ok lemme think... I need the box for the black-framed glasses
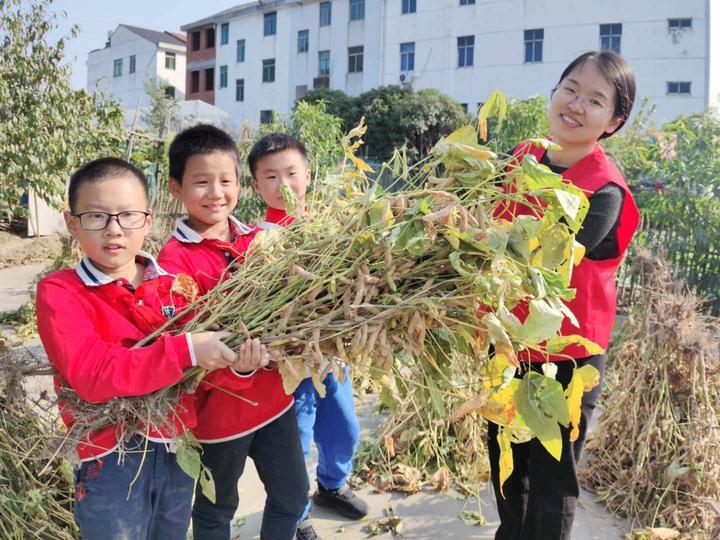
[72,211,150,231]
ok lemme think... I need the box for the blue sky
[48,0,237,88]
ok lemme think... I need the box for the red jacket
[36,253,198,461]
[496,141,639,360]
[158,216,294,443]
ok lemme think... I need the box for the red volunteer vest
[497,141,639,360]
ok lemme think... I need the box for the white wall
[206,0,715,128]
[87,26,186,110]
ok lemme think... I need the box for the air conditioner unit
[399,71,414,84]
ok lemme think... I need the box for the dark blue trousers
[73,436,194,540]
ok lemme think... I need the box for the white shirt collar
[172,215,254,244]
[75,251,169,287]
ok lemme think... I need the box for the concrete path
[0,262,46,313]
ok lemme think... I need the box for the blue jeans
[73,436,194,540]
[294,366,360,521]
[192,408,308,540]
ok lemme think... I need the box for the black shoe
[312,483,369,520]
[296,520,320,540]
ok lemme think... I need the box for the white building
[182,0,719,127]
[87,24,187,110]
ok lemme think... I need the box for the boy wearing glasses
[35,157,269,540]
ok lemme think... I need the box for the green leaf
[517,299,564,344]
[199,465,217,504]
[176,439,202,479]
[525,138,562,151]
[546,335,605,355]
[428,379,447,417]
[379,385,398,413]
[460,510,486,526]
[515,372,566,460]
[478,90,507,131]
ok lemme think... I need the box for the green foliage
[605,103,720,310]
[299,85,467,162]
[234,101,344,223]
[485,95,550,153]
[0,0,126,215]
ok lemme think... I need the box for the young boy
[249,134,370,540]
[158,125,309,540]
[36,157,267,539]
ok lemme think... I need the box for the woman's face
[548,60,623,147]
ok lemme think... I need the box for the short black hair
[555,50,636,139]
[248,133,308,177]
[68,157,148,213]
[168,124,241,182]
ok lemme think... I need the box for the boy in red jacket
[36,157,268,540]
[249,134,369,540]
[158,125,308,540]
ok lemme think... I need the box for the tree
[486,95,549,153]
[0,0,125,216]
[298,88,354,131]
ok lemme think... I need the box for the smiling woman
[490,50,640,540]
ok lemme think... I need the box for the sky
[47,0,240,89]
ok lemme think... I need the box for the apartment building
[181,0,719,127]
[87,24,187,109]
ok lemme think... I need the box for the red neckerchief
[265,206,307,226]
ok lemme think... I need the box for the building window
[350,0,364,21]
[524,28,544,63]
[400,42,415,71]
[236,39,245,62]
[348,46,364,73]
[260,110,273,124]
[219,65,228,88]
[296,85,308,99]
[191,31,201,51]
[263,58,276,82]
[221,22,229,45]
[460,103,468,113]
[113,58,122,77]
[319,1,331,26]
[165,86,175,98]
[165,52,176,70]
[129,55,136,74]
[667,81,691,95]
[190,70,200,93]
[402,0,416,14]
[668,18,692,30]
[460,0,475,4]
[205,67,214,91]
[206,27,215,48]
[457,35,474,67]
[318,50,331,76]
[298,30,309,53]
[236,79,245,101]
[600,23,622,53]
[264,12,277,36]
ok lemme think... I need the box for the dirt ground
[0,231,62,269]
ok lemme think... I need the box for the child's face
[64,174,152,278]
[548,60,622,147]
[252,149,311,211]
[169,150,240,232]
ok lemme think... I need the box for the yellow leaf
[311,370,327,398]
[479,117,488,142]
[448,388,490,422]
[572,240,586,265]
[497,427,513,498]
[346,151,375,173]
[576,364,600,391]
[278,358,305,395]
[565,371,584,442]
[451,143,497,161]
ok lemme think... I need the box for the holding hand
[232,338,271,372]
[190,331,236,370]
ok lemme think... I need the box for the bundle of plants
[0,349,77,539]
[53,98,606,492]
[580,249,720,537]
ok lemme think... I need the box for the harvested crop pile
[581,249,720,538]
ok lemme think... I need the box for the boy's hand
[190,331,236,371]
[232,338,270,372]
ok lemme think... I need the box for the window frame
[349,0,365,21]
[348,45,364,73]
[457,35,474,68]
[206,27,215,49]
[318,50,331,76]
[236,78,245,101]
[113,58,123,77]
[264,12,277,36]
[204,67,214,91]
[129,55,136,74]
[523,28,544,63]
[400,42,415,72]
[165,51,176,70]
[599,23,622,54]
[402,0,416,14]
[219,65,228,88]
[262,58,276,83]
[191,31,201,51]
[667,81,691,95]
[298,29,309,53]
[236,39,246,63]
[319,1,332,27]
[190,70,200,93]
[220,23,229,45]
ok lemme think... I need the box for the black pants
[488,355,606,540]
[192,408,309,540]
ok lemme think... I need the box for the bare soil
[0,232,62,269]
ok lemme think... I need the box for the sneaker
[296,520,320,540]
[312,483,369,520]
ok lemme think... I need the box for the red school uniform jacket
[36,252,198,461]
[157,216,294,443]
[495,141,639,360]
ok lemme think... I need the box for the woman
[489,50,640,539]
